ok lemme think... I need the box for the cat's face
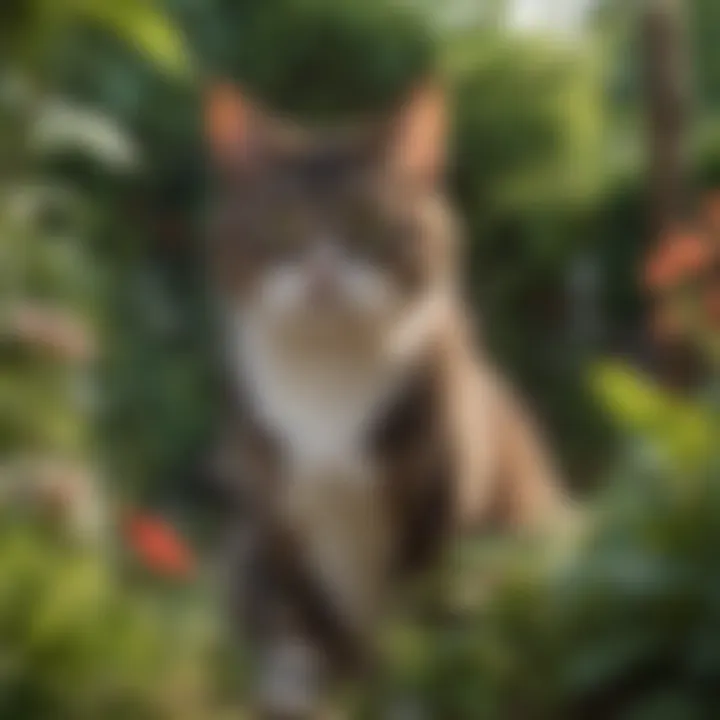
[206,82,454,344]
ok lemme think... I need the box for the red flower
[644,230,715,291]
[123,512,195,580]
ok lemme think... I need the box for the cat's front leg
[230,525,327,720]
[246,518,386,719]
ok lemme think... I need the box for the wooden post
[642,0,690,241]
[642,0,701,386]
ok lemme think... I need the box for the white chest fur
[232,318,398,627]
[236,319,397,465]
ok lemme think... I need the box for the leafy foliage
[370,363,720,720]
[0,521,224,720]
[591,362,719,472]
[0,4,228,719]
[0,0,190,77]
[5,0,720,717]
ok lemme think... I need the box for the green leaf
[41,0,193,79]
[590,361,719,470]
[590,362,669,431]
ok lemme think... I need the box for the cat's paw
[257,637,324,718]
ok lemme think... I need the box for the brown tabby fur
[204,80,570,717]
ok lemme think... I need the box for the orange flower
[123,512,195,580]
[644,231,715,291]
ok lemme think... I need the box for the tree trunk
[642,0,701,387]
[642,0,690,241]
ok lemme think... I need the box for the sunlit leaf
[38,0,193,78]
[590,362,669,429]
[590,361,719,470]
[30,98,141,169]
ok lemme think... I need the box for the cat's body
[204,81,568,718]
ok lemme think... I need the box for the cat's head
[204,80,457,347]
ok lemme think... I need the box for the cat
[203,78,570,719]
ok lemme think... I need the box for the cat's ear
[384,79,448,184]
[204,82,252,166]
[203,82,274,170]
[204,82,306,171]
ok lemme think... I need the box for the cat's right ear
[203,82,260,170]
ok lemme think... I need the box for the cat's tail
[456,364,580,537]
[489,378,578,532]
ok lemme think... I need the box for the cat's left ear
[384,78,448,185]
[203,82,306,172]
[203,82,255,168]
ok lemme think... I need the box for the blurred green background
[1,0,720,717]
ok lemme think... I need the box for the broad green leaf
[590,361,719,470]
[27,557,106,648]
[39,0,193,79]
[590,362,669,430]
